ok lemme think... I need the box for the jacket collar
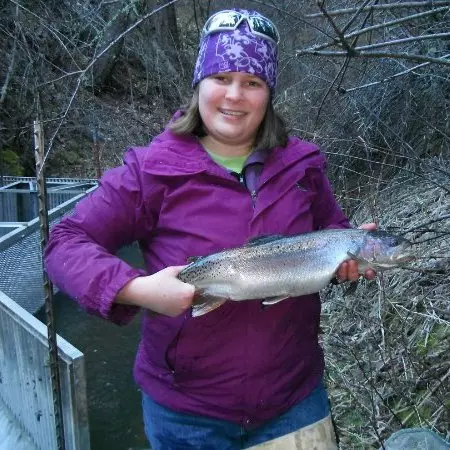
[142,113,321,180]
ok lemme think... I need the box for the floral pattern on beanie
[193,21,278,90]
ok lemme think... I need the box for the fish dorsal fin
[186,255,204,264]
[245,235,285,247]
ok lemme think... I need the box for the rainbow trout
[177,229,414,317]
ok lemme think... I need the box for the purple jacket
[44,126,350,429]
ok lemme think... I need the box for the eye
[247,79,262,87]
[212,75,229,83]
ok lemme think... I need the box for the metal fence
[0,290,89,450]
[0,177,97,314]
[0,177,96,223]
[0,177,94,449]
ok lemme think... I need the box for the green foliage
[396,401,433,425]
[415,324,449,357]
[0,149,24,176]
[61,150,82,165]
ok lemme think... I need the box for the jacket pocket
[256,172,318,235]
[142,313,186,372]
[166,301,238,380]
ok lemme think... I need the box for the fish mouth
[370,254,415,269]
[395,255,416,264]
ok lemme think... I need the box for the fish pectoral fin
[347,251,363,262]
[191,295,228,317]
[347,251,370,272]
[261,295,290,306]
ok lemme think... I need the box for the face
[198,72,270,154]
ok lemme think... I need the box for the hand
[116,266,195,317]
[335,223,377,282]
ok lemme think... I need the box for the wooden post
[34,95,66,450]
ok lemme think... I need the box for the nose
[225,81,243,101]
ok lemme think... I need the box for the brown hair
[168,87,289,150]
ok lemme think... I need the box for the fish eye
[373,231,406,247]
[390,235,409,247]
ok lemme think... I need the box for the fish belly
[224,251,342,300]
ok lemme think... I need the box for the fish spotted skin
[177,229,413,316]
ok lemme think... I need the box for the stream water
[36,246,149,450]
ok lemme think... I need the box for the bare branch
[341,54,450,93]
[296,6,450,55]
[341,0,373,34]
[401,368,450,426]
[306,1,450,18]
[1,5,18,104]
[298,49,450,66]
[323,151,450,194]
[0,44,16,104]
[83,0,180,74]
[332,6,450,42]
[316,0,356,55]
[32,0,182,87]
[34,0,182,173]
[355,33,450,51]
[405,214,450,234]
[314,58,351,127]
[39,77,82,177]
[8,0,83,69]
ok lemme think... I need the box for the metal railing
[0,179,97,314]
[0,178,97,223]
[0,290,90,450]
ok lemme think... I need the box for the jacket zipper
[250,190,257,208]
[232,171,257,208]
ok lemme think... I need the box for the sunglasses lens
[201,11,279,44]
[203,11,240,35]
[249,16,279,43]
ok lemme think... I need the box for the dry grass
[322,162,450,448]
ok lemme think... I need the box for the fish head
[357,231,415,269]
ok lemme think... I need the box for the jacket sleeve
[44,147,162,325]
[309,154,351,230]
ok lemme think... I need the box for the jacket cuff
[99,268,146,325]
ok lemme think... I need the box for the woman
[45,9,375,449]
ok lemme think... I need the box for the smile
[219,109,246,117]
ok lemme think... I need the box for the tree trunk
[140,0,181,80]
[90,4,131,91]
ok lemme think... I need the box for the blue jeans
[142,381,330,449]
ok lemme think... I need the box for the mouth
[219,108,246,117]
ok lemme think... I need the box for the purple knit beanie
[192,9,278,90]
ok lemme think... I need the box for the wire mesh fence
[0,177,96,314]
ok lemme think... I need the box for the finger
[358,222,377,231]
[364,269,377,280]
[336,262,348,282]
[347,260,360,281]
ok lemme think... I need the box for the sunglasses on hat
[201,10,280,44]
